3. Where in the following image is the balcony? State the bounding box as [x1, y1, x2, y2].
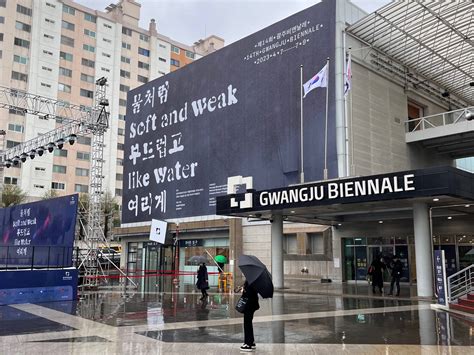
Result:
[405, 107, 474, 158]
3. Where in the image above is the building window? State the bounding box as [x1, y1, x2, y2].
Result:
[121, 56, 131, 64]
[13, 55, 28, 64]
[119, 99, 127, 107]
[0, 33, 3, 41]
[185, 50, 195, 59]
[138, 47, 150, 57]
[137, 75, 148, 83]
[14, 37, 30, 49]
[118, 128, 125, 136]
[40, 82, 51, 88]
[119, 84, 130, 92]
[58, 83, 72, 93]
[46, 2, 56, 8]
[84, 13, 96, 23]
[77, 136, 91, 145]
[54, 149, 68, 157]
[34, 184, 45, 189]
[35, 167, 46, 172]
[115, 188, 122, 197]
[8, 123, 24, 133]
[83, 44, 95, 53]
[9, 108, 25, 116]
[7, 140, 20, 148]
[45, 18, 55, 24]
[158, 43, 166, 49]
[122, 42, 131, 50]
[15, 21, 31, 32]
[62, 20, 75, 31]
[42, 66, 52, 72]
[60, 51, 73, 61]
[284, 234, 297, 254]
[11, 71, 28, 82]
[102, 52, 111, 58]
[16, 4, 32, 16]
[59, 67, 72, 77]
[308, 233, 324, 254]
[75, 184, 88, 193]
[76, 151, 90, 161]
[118, 114, 125, 121]
[43, 49, 53, 56]
[171, 59, 180, 67]
[116, 173, 123, 181]
[80, 73, 94, 83]
[139, 33, 149, 42]
[122, 27, 132, 36]
[63, 4, 75, 15]
[61, 35, 74, 47]
[103, 38, 112, 44]
[117, 143, 124, 150]
[84, 28, 96, 38]
[101, 67, 110, 73]
[116, 158, 123, 166]
[81, 58, 95, 68]
[171, 45, 180, 54]
[43, 34, 54, 40]
[80, 89, 93, 98]
[103, 23, 112, 29]
[51, 182, 65, 190]
[53, 165, 67, 174]
[4, 177, 18, 185]
[75, 167, 89, 177]
[138, 61, 149, 70]
[158, 57, 166, 63]
[120, 69, 130, 79]
[0, 0, 5, 8]
[0, 16, 4, 23]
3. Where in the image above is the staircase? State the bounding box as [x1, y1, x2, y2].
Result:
[448, 265, 474, 314]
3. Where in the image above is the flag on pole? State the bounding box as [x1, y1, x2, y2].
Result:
[303, 63, 328, 98]
[344, 53, 352, 97]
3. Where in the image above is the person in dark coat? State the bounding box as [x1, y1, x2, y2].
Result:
[369, 256, 385, 294]
[388, 255, 403, 296]
[239, 280, 259, 352]
[196, 263, 209, 300]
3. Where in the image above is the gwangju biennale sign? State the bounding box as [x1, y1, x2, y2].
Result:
[123, 0, 337, 223]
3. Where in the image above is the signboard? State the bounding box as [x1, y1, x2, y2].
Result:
[434, 250, 448, 306]
[179, 239, 204, 248]
[149, 219, 168, 244]
[123, 0, 337, 223]
[0, 195, 78, 267]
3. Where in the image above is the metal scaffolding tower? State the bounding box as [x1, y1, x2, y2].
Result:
[0, 78, 135, 288]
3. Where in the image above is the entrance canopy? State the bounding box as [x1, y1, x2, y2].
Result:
[346, 1, 473, 107]
[216, 167, 474, 225]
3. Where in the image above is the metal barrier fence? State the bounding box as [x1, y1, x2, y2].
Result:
[0, 245, 74, 270]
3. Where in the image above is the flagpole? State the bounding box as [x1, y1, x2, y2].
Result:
[323, 57, 330, 180]
[300, 64, 304, 184]
[349, 50, 355, 176]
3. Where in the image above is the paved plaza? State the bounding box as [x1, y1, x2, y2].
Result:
[0, 279, 472, 354]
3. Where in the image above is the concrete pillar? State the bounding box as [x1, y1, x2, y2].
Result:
[229, 218, 243, 288]
[271, 215, 284, 289]
[413, 202, 433, 297]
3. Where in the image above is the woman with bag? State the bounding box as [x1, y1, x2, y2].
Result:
[237, 280, 259, 352]
[196, 262, 209, 300]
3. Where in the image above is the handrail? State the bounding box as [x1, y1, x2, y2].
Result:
[447, 264, 474, 303]
[405, 106, 474, 133]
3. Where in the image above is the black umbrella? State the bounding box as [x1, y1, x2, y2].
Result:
[238, 254, 274, 298]
[188, 255, 208, 264]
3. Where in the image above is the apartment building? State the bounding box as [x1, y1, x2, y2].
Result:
[0, 0, 224, 202]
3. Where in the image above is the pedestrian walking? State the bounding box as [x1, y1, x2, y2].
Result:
[196, 262, 209, 300]
[239, 280, 259, 352]
[369, 255, 385, 294]
[388, 255, 403, 296]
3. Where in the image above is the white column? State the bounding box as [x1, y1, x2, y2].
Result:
[413, 202, 433, 297]
[271, 215, 284, 289]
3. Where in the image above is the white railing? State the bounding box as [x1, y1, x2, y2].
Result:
[405, 106, 474, 133]
[447, 264, 474, 303]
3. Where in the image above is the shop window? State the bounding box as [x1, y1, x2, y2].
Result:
[284, 234, 297, 254]
[308, 233, 324, 254]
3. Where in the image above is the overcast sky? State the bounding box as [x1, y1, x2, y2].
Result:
[75, 0, 391, 45]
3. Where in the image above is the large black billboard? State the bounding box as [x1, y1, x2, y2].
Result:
[0, 195, 78, 266]
[123, 0, 337, 223]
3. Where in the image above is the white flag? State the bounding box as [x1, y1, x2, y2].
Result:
[303, 63, 328, 98]
[344, 53, 352, 97]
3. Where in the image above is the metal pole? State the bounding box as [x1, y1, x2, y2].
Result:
[324, 57, 330, 180]
[300, 64, 305, 183]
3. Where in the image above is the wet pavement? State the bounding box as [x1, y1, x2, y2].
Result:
[0, 278, 472, 354]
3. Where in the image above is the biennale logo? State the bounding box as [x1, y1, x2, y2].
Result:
[227, 175, 254, 209]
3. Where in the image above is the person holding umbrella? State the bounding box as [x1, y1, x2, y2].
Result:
[196, 262, 209, 300]
[237, 255, 274, 352]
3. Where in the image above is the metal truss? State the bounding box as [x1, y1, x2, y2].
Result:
[0, 80, 136, 288]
